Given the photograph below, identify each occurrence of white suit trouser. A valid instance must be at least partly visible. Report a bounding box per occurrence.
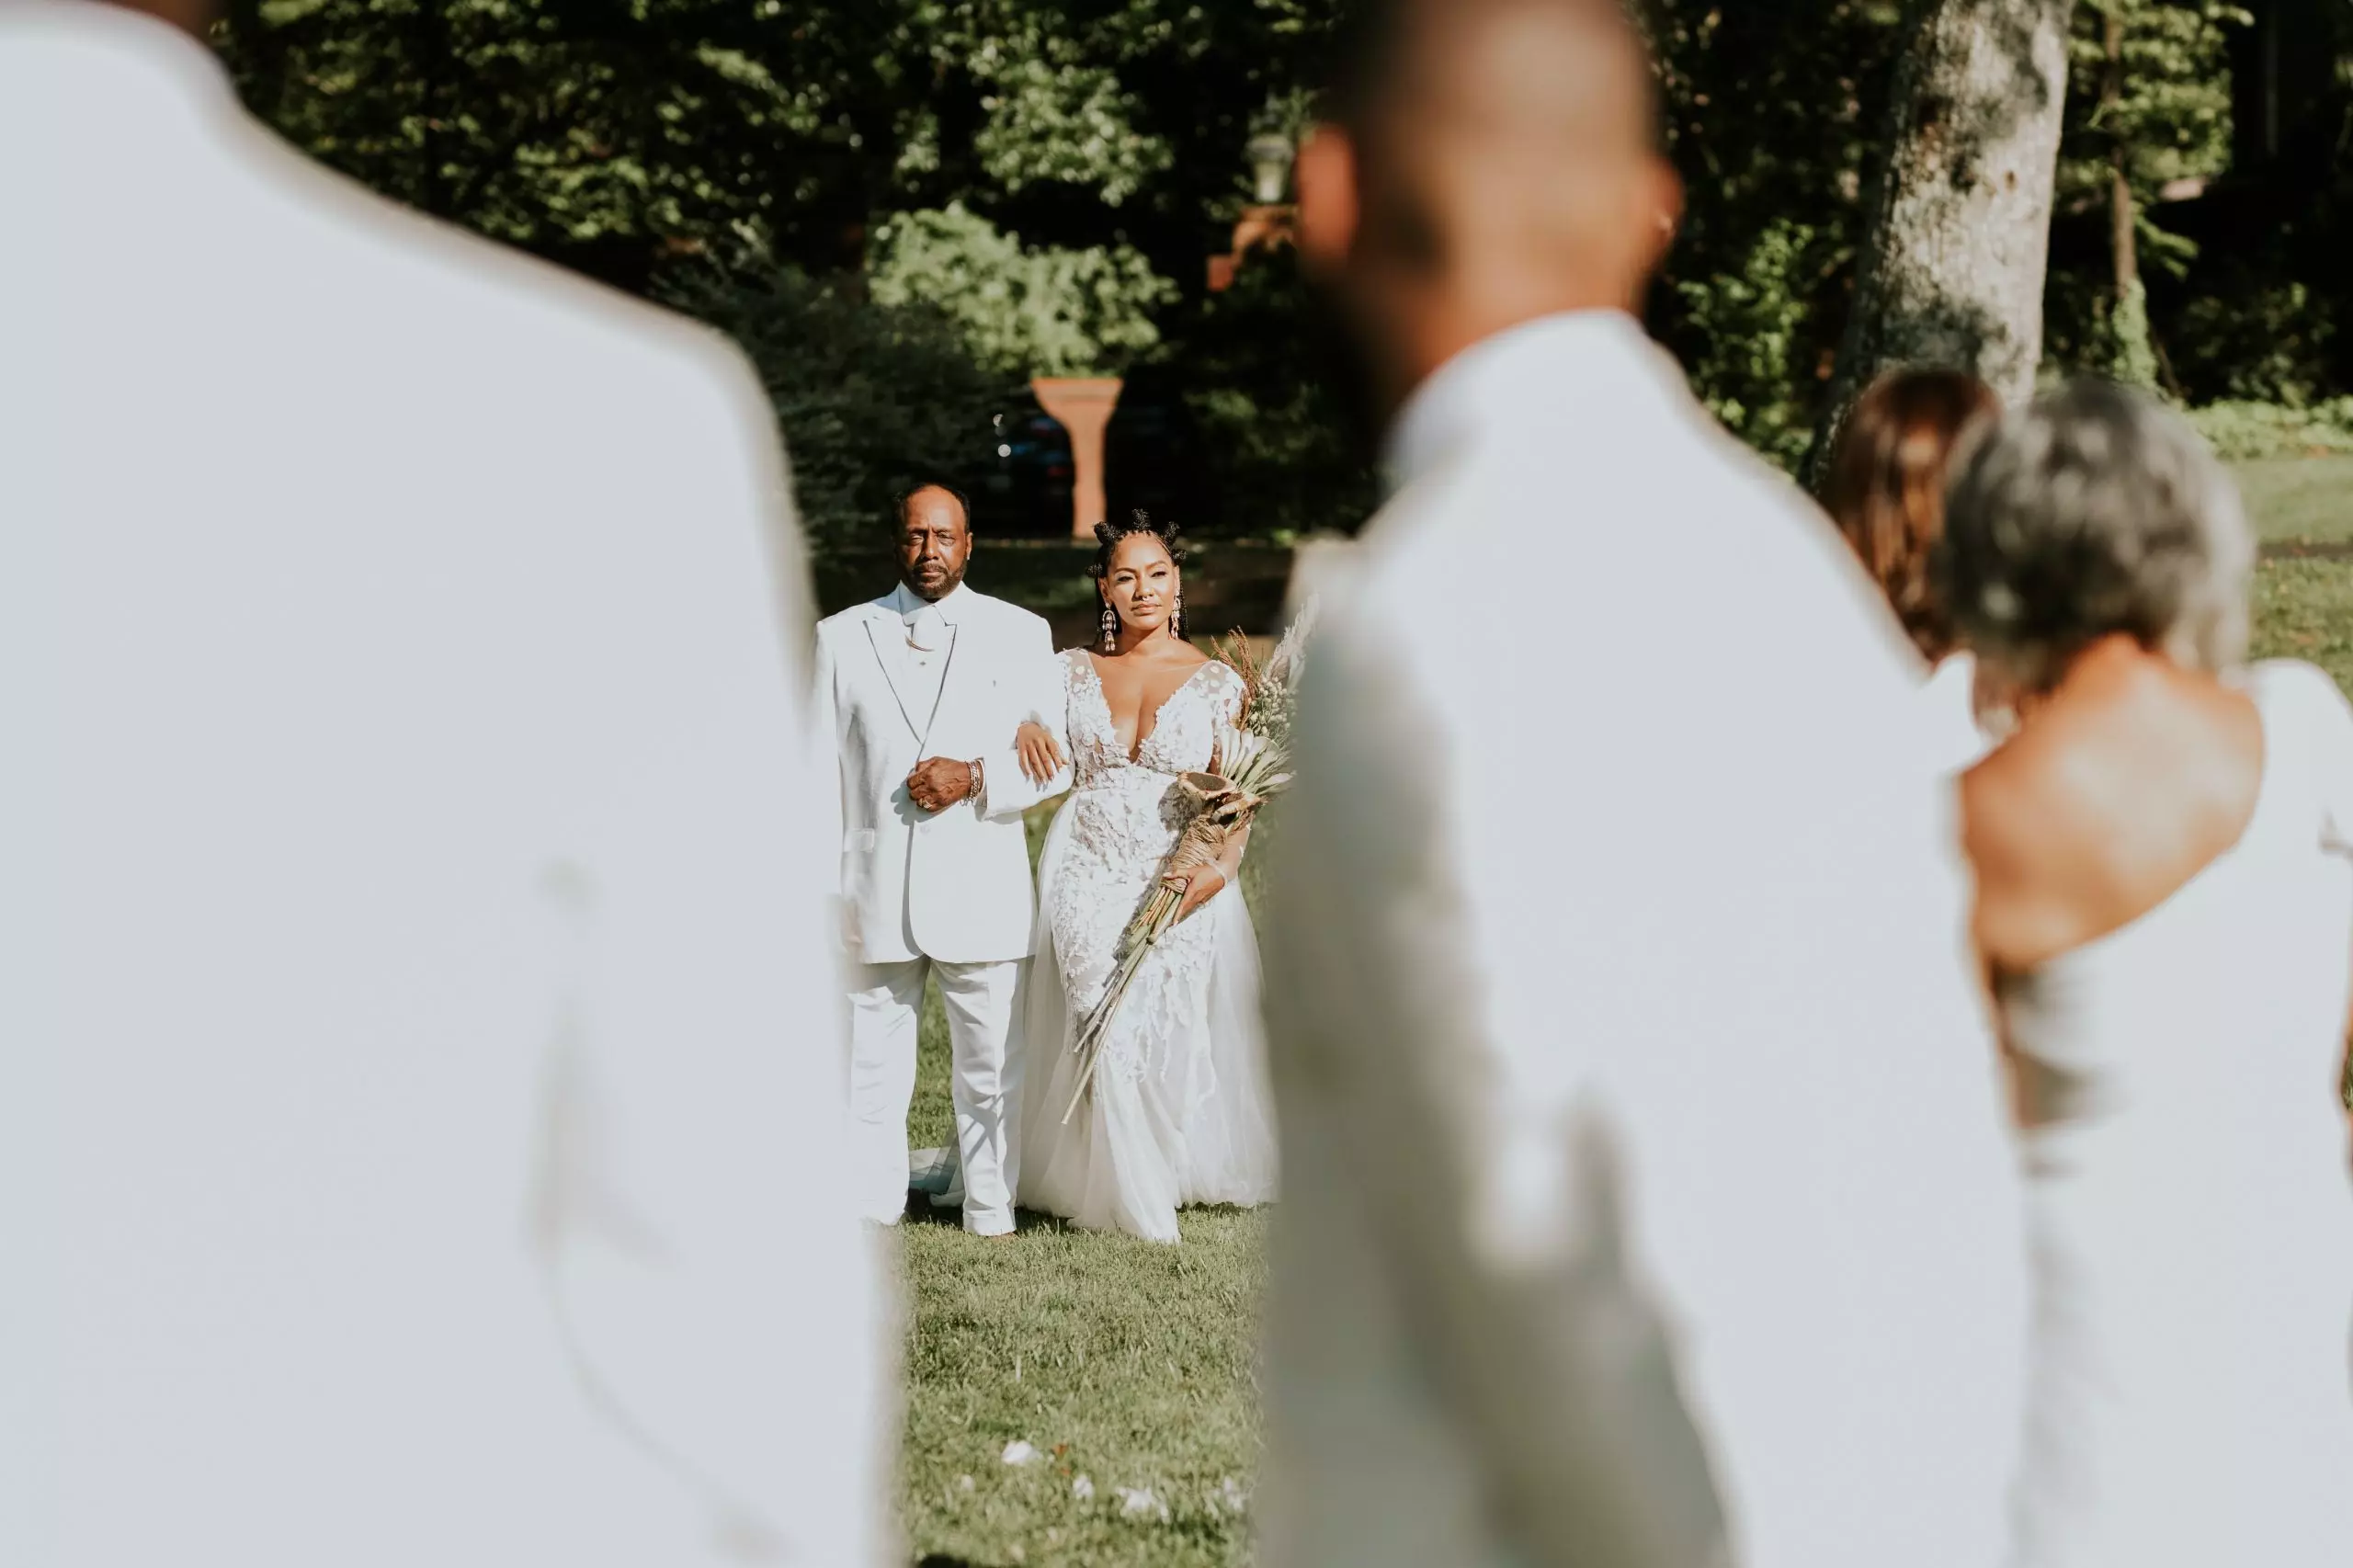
[847,956,1023,1235]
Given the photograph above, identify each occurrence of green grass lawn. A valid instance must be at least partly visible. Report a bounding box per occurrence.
[2248,457,2353,690]
[897,808,1267,1568]
[2241,456,2353,543]
[887,457,2353,1567]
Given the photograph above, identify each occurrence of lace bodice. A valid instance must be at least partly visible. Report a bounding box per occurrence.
[1049,649,1247,1081]
[1062,649,1247,787]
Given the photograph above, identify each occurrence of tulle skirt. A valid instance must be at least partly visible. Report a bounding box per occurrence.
[1014,800,1279,1243]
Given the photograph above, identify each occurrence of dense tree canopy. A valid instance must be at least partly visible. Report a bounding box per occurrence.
[214,0,2353,549]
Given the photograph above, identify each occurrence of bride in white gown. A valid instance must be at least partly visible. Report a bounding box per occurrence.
[1010,514,1278,1243]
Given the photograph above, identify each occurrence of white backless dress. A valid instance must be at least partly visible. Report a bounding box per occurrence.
[2004,659,2353,1568]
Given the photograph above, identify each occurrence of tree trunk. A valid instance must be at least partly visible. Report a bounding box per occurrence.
[1810,0,2077,482]
[2101,5,2162,389]
[2104,7,2138,301]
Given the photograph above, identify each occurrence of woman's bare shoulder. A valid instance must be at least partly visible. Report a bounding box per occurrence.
[1965,676,2263,971]
[1142,643,1215,680]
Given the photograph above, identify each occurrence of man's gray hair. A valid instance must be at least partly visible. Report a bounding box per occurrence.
[1935,380,2254,695]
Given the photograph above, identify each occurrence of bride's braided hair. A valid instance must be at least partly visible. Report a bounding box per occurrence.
[1090,509,1188,638]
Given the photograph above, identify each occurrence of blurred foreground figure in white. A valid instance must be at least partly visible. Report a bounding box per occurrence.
[1257,3,2028,1565]
[1945,382,2353,1568]
[0,4,890,1564]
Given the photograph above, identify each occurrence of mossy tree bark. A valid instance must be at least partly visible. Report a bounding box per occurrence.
[1810,0,2078,483]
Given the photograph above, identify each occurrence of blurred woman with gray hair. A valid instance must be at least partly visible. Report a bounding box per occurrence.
[1940,380,2353,1568]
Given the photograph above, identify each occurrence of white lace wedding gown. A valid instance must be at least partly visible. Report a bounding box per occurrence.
[1015,650,1279,1242]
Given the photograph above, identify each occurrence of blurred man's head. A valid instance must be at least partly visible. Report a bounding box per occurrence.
[892,483,973,602]
[110,0,219,34]
[1297,0,1680,426]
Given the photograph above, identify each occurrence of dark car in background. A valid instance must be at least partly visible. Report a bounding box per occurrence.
[977,396,1076,539]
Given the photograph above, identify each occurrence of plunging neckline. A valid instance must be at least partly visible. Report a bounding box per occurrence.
[1080,651,1217,765]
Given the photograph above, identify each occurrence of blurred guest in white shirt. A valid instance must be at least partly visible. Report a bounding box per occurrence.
[1822,368,2006,773]
[1256,4,2028,1566]
[0,4,890,1564]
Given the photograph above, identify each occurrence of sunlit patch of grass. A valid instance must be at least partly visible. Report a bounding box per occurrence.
[894,1206,1267,1567]
[898,798,1269,1565]
[2251,557,2353,695]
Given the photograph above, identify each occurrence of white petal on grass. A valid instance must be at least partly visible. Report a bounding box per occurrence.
[1001,1439,1041,1467]
[957,1475,975,1494]
[1117,1485,1170,1521]
[1071,1474,1095,1502]
[1215,1476,1249,1515]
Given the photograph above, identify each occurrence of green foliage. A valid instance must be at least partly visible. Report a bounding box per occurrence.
[869,203,1177,377]
[658,257,1018,557]
[217,0,927,273]
[1165,247,1381,540]
[2044,2,2302,400]
[213,0,1310,279]
[1639,1,1911,475]
[2175,278,2344,407]
[2188,398,2353,460]
[961,16,1175,205]
[215,0,1359,530]
[2059,2,2245,226]
[216,0,2351,540]
[1675,220,1825,473]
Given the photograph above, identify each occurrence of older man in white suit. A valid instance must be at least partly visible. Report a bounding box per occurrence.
[813,483,1063,1235]
[1,3,887,1564]
[1256,5,2029,1568]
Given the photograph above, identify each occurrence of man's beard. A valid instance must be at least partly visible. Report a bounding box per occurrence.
[904,562,965,601]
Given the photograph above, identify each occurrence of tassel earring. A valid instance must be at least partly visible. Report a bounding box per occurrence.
[1173,588,1185,639]
[1100,601,1119,652]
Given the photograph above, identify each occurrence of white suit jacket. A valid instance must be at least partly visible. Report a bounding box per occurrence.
[0,6,889,1564]
[1257,313,2029,1568]
[813,584,1063,965]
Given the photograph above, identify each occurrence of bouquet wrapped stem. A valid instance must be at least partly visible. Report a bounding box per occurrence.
[1060,608,1314,1125]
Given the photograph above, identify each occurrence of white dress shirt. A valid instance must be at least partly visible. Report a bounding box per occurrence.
[1258,312,2028,1568]
[892,581,959,733]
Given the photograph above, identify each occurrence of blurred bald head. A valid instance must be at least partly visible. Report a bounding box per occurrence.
[1298,0,1679,421]
[108,0,221,36]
